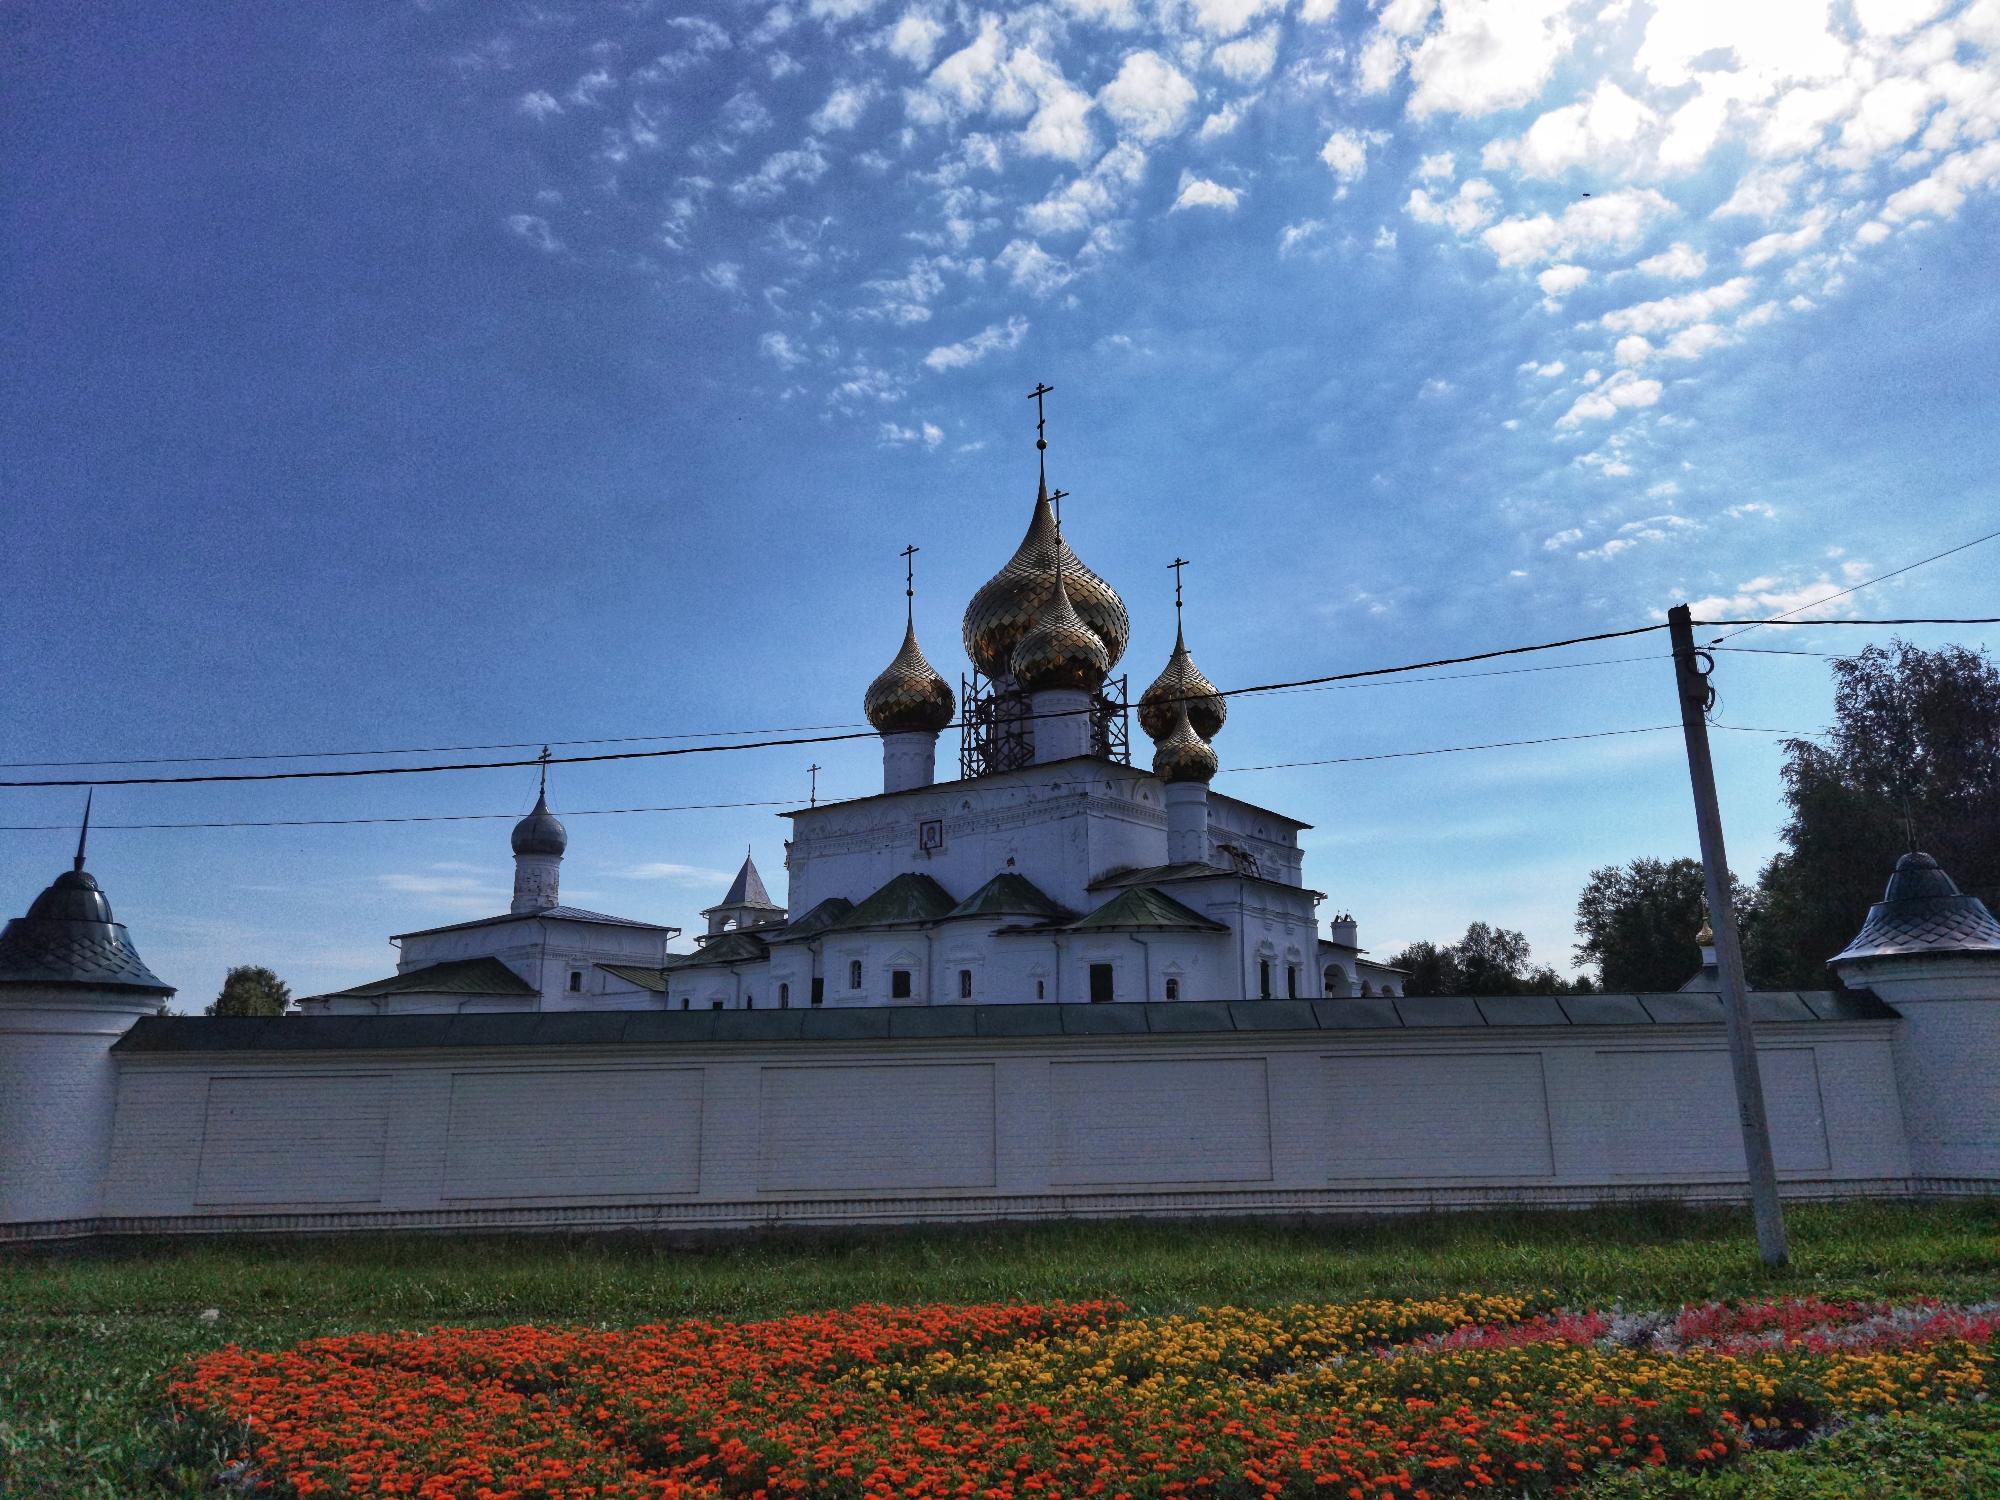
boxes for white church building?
[4,405,1998,1239]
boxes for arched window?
[958,969,972,1000]
[1360,980,1374,996]
[849,959,863,989]
[1258,960,1272,999]
[1164,977,1180,1001]
[779,982,790,1009]
[744,993,754,1010]
[1286,965,1298,999]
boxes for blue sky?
[3,0,1996,1009]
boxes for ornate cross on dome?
[807,762,820,807]
[1027,381,1054,487]
[900,542,919,624]
[1168,557,1190,626]
[537,746,551,800]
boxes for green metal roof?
[1069,886,1230,933]
[1088,862,1326,900]
[829,872,958,931]
[314,956,537,1000]
[769,896,856,941]
[664,931,770,969]
[943,873,1072,923]
[596,962,668,993]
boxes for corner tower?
[0,797,175,1227]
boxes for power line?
[0,798,819,834]
[1228,723,1679,773]
[1696,616,1999,628]
[1704,526,2000,643]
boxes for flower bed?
[168,1295,1994,1498]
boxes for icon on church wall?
[918,818,944,852]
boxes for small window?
[745,993,754,1010]
[1089,963,1114,1004]
[568,970,583,993]
[1382,984,1399,998]
[1259,960,1272,1000]
[811,976,824,1007]
[779,982,790,1009]
[679,996,689,1011]
[958,968,972,1000]
[1287,966,1298,999]
[891,969,912,999]
[849,960,862,990]
[1035,978,1046,999]
[1164,977,1180,1001]
[710,1000,723,1011]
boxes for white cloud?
[1557,372,1663,426]
[1405,178,1497,233]
[1831,75,1936,170]
[1186,0,1285,38]
[1019,140,1146,234]
[880,420,945,446]
[1406,0,1578,119]
[506,214,562,254]
[1881,139,2000,224]
[1662,321,1735,359]
[925,315,1029,370]
[811,82,878,132]
[1741,207,1828,266]
[1319,128,1374,189]
[759,331,809,368]
[1055,0,1142,24]
[1481,188,1676,266]
[1614,334,1654,365]
[1212,26,1281,84]
[702,261,742,292]
[1727,500,1777,518]
[518,90,562,120]
[885,11,946,67]
[1173,175,1241,212]
[1712,165,1803,221]
[1098,51,1196,143]
[1416,151,1455,180]
[995,238,1075,296]
[1278,219,1326,257]
[1636,242,1706,279]
[728,138,830,203]
[625,862,734,884]
[1542,527,1583,550]
[1687,570,1860,623]
[720,89,773,135]
[1536,262,1588,297]
[1198,98,1253,139]
[1600,276,1754,334]
[1492,80,1658,178]
[1854,0,1947,34]
[1373,224,1398,250]
[808,0,883,20]
[568,67,615,108]
[1531,359,1565,376]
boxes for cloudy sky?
[4,0,1996,1007]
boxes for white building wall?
[52,1018,1923,1239]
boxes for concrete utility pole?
[1667,603,1789,1268]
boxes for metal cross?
[1168,557,1190,624]
[537,745,551,800]
[1047,487,1069,534]
[807,763,820,807]
[1027,381,1054,485]
[900,543,919,623]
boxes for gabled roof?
[1069,885,1230,933]
[829,872,958,931]
[311,956,537,1001]
[664,930,770,969]
[943,873,1072,923]
[706,852,782,913]
[392,906,675,941]
[597,962,668,993]
[768,896,856,942]
[1088,862,1326,900]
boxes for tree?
[206,965,292,1017]
[1749,641,2000,988]
[1387,923,1589,996]
[1573,857,1755,991]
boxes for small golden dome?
[963,482,1129,681]
[1696,917,1715,947]
[1139,626,1227,742]
[1152,701,1218,785]
[1011,569,1110,693]
[864,621,957,734]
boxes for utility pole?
[1667,603,1789,1268]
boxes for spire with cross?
[807,762,821,807]
[1027,380,1054,491]
[900,542,919,625]
[74,788,93,873]
[1168,557,1190,632]
[537,745,551,802]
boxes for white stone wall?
[67,1019,1918,1236]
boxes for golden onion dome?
[864,620,957,735]
[1696,917,1715,947]
[1011,569,1110,693]
[1152,700,1218,785]
[962,482,1129,680]
[1138,625,1227,742]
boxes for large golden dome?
[1138,626,1227,741]
[864,621,957,734]
[1011,569,1110,693]
[962,482,1129,680]
[1152,701,1218,785]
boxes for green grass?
[2,1199,1995,1498]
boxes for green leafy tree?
[1749,640,2000,988]
[1388,923,1590,996]
[206,965,291,1017]
[1574,857,1762,991]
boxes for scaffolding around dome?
[958,667,1130,777]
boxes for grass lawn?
[2,1199,1995,1498]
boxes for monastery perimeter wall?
[2,994,1956,1242]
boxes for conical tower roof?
[864,620,957,734]
[1139,624,1227,742]
[1833,851,2000,961]
[963,479,1129,680]
[712,850,782,913]
[0,840,173,996]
